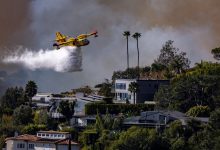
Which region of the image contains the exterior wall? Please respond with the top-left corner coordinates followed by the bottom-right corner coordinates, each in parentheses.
top-left (6, 140), bottom-right (39, 150)
top-left (114, 79), bottom-right (136, 103)
top-left (35, 143), bottom-right (56, 150)
top-left (6, 140), bottom-right (58, 150)
top-left (136, 80), bottom-right (169, 103)
top-left (57, 145), bottom-right (80, 150)
top-left (6, 140), bottom-right (14, 150)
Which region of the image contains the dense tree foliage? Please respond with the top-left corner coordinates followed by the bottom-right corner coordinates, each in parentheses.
top-left (112, 68), bottom-right (139, 80)
top-left (22, 124), bottom-right (47, 135)
top-left (186, 105), bottom-right (210, 117)
top-left (72, 85), bottom-right (93, 95)
top-left (25, 80), bottom-right (37, 106)
top-left (34, 109), bottom-right (49, 126)
top-left (13, 105), bottom-right (33, 125)
top-left (209, 108), bottom-right (220, 129)
top-left (211, 47), bottom-right (220, 60)
top-left (58, 100), bottom-right (75, 122)
top-left (79, 112), bottom-right (124, 150)
top-left (154, 40), bottom-right (190, 76)
top-left (0, 87), bottom-right (27, 114)
top-left (95, 79), bottom-right (113, 97)
top-left (111, 126), bottom-right (169, 150)
top-left (155, 62), bottom-right (220, 112)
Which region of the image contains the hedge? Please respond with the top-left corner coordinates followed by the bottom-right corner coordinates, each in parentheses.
top-left (85, 103), bottom-right (155, 115)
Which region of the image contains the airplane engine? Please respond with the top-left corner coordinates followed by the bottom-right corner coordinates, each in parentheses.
top-left (82, 39), bottom-right (90, 45)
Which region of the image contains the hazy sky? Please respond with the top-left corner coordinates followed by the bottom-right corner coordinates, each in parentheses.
top-left (0, 0), bottom-right (219, 93)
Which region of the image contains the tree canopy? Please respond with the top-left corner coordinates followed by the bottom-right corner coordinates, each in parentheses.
top-left (211, 47), bottom-right (220, 60)
top-left (25, 80), bottom-right (37, 98)
top-left (13, 105), bottom-right (33, 125)
top-left (154, 40), bottom-right (190, 75)
top-left (155, 61), bottom-right (220, 112)
top-left (25, 80), bottom-right (37, 106)
top-left (58, 100), bottom-right (75, 122)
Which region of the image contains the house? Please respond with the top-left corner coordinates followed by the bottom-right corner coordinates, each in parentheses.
top-left (32, 93), bottom-right (53, 103)
top-left (5, 131), bottom-right (80, 150)
top-left (114, 79), bottom-right (170, 103)
top-left (123, 110), bottom-right (209, 128)
top-left (72, 115), bottom-right (96, 127)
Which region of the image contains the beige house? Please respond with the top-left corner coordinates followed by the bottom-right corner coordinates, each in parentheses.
top-left (5, 131), bottom-right (80, 150)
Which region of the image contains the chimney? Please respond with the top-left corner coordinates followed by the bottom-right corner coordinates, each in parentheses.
top-left (14, 131), bottom-right (18, 137)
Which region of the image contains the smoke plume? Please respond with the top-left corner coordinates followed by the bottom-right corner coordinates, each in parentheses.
top-left (1, 0), bottom-right (220, 93)
top-left (3, 47), bottom-right (82, 72)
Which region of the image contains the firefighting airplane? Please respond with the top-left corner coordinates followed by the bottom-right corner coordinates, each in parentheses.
top-left (53, 30), bottom-right (98, 49)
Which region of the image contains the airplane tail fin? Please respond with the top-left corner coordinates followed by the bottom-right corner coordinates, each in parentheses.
top-left (55, 32), bottom-right (66, 42)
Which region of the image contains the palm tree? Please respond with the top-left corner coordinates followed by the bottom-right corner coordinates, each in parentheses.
top-left (132, 32), bottom-right (141, 79)
top-left (123, 31), bottom-right (131, 71)
top-left (128, 82), bottom-right (139, 104)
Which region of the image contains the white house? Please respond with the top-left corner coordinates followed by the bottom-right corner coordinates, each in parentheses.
top-left (5, 131), bottom-right (80, 150)
top-left (114, 79), bottom-right (136, 104)
top-left (32, 93), bottom-right (53, 103)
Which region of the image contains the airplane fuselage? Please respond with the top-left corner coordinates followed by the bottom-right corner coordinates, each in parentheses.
top-left (53, 31), bottom-right (97, 49)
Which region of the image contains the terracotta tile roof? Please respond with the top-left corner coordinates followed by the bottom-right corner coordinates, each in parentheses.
top-left (5, 134), bottom-right (79, 145)
top-left (56, 139), bottom-right (79, 145)
top-left (5, 134), bottom-right (40, 142)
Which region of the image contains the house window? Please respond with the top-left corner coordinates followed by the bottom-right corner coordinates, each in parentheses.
top-left (29, 144), bottom-right (34, 149)
top-left (46, 134), bottom-right (49, 137)
top-left (116, 83), bottom-right (126, 90)
top-left (17, 143), bottom-right (25, 148)
top-left (38, 133), bottom-right (41, 136)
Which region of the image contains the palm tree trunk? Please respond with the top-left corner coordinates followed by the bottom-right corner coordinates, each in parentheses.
top-left (137, 38), bottom-right (140, 79)
top-left (127, 36), bottom-right (129, 70)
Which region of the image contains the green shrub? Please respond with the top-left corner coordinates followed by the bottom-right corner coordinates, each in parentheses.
top-left (85, 103), bottom-right (154, 115)
top-left (22, 124), bottom-right (47, 135)
top-left (186, 105), bottom-right (210, 117)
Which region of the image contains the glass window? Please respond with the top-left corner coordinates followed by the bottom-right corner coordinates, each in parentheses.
top-left (116, 83), bottom-right (126, 89)
top-left (17, 143), bottom-right (25, 148)
top-left (29, 144), bottom-right (34, 149)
